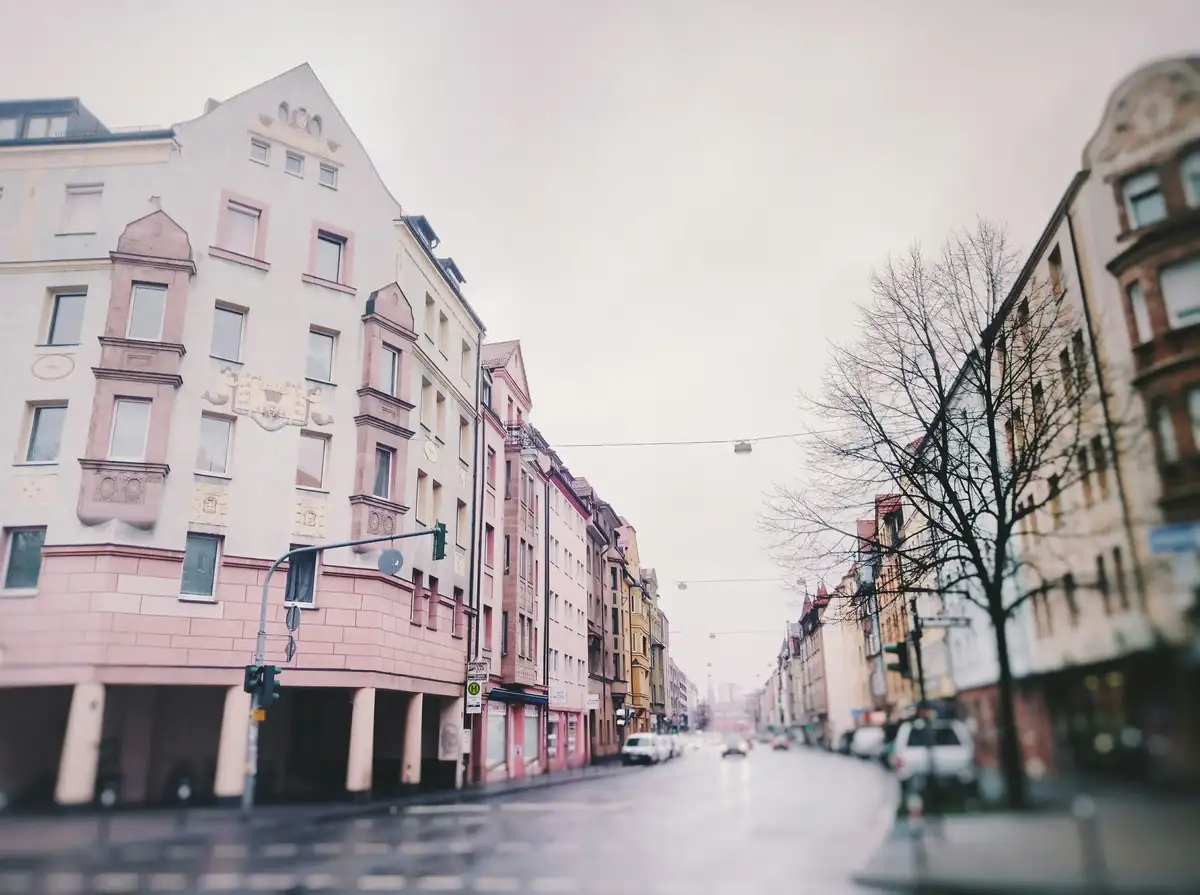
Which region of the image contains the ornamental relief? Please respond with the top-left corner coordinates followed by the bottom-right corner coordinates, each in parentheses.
top-left (203, 367), bottom-right (334, 432)
top-left (1097, 65), bottom-right (1200, 164)
top-left (95, 471), bottom-right (161, 505)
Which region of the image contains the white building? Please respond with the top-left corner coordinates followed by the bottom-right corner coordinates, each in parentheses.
top-left (0, 64), bottom-right (484, 809)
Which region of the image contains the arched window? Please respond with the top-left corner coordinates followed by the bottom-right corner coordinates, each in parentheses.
top-left (308, 114), bottom-right (323, 136)
top-left (1181, 149), bottom-right (1200, 208)
top-left (277, 102), bottom-right (289, 122)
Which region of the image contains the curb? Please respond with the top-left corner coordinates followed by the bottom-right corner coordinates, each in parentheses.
top-left (851, 877), bottom-right (1198, 894)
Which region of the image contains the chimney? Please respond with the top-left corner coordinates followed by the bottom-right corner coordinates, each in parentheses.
top-left (204, 98), bottom-right (222, 115)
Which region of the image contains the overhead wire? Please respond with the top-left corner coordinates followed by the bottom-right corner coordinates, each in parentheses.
top-left (552, 428), bottom-right (848, 449)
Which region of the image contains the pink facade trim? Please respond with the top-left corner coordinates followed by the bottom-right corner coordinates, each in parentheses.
top-left (304, 219), bottom-right (356, 291)
top-left (212, 189), bottom-right (272, 263)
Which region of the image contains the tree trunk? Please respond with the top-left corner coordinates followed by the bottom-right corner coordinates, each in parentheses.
top-left (992, 608), bottom-right (1027, 809)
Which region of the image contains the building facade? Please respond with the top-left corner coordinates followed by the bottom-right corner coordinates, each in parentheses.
top-left (0, 65), bottom-right (484, 809)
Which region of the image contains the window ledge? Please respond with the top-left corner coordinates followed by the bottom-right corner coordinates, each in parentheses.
top-left (54, 231), bottom-right (97, 237)
top-left (195, 471), bottom-right (232, 481)
top-left (209, 354), bottom-right (243, 366)
top-left (301, 273), bottom-right (356, 296)
top-left (208, 246), bottom-right (270, 272)
top-left (34, 343), bottom-right (79, 350)
top-left (0, 588), bottom-right (37, 598)
top-left (296, 485), bottom-right (330, 495)
top-left (284, 600), bottom-right (319, 610)
top-left (178, 594), bottom-right (217, 604)
top-left (14, 461), bottom-right (58, 468)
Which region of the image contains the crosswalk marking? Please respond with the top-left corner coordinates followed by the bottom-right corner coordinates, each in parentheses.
top-left (357, 875), bottom-right (407, 891)
top-left (147, 874), bottom-right (188, 892)
top-left (418, 877), bottom-right (465, 890)
top-left (495, 841), bottom-right (533, 853)
top-left (499, 801), bottom-right (589, 812)
top-left (530, 880), bottom-right (578, 892)
top-left (43, 873), bottom-right (83, 894)
top-left (198, 872), bottom-right (241, 891)
top-left (94, 873), bottom-right (138, 893)
top-left (248, 873), bottom-right (297, 890)
top-left (303, 874), bottom-right (340, 891)
top-left (408, 803), bottom-right (491, 815)
top-left (353, 841), bottom-right (392, 855)
top-left (261, 842), bottom-right (300, 857)
top-left (313, 841), bottom-right (345, 855)
top-left (212, 843), bottom-right (249, 859)
top-left (0, 873), bottom-right (32, 894)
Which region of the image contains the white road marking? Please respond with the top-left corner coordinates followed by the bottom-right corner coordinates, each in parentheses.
top-left (313, 841), bottom-right (345, 855)
top-left (357, 875), bottom-right (407, 890)
top-left (198, 873), bottom-right (242, 891)
top-left (212, 843), bottom-right (249, 859)
top-left (353, 841), bottom-right (392, 855)
top-left (399, 840), bottom-right (443, 855)
top-left (120, 845), bottom-right (160, 863)
top-left (43, 873), bottom-right (84, 894)
top-left (248, 873), bottom-right (297, 890)
top-left (407, 803), bottom-right (490, 814)
top-left (443, 839), bottom-right (474, 854)
top-left (303, 874), bottom-right (340, 890)
top-left (495, 841), bottom-right (532, 853)
top-left (0, 874), bottom-right (32, 894)
top-left (166, 844), bottom-right (203, 859)
top-left (417, 877), bottom-right (464, 891)
top-left (499, 801), bottom-right (588, 812)
top-left (543, 839), bottom-right (582, 853)
top-left (261, 842), bottom-right (300, 857)
top-left (471, 879), bottom-right (520, 892)
top-left (530, 880), bottom-right (578, 892)
top-left (147, 874), bottom-right (188, 892)
top-left (94, 873), bottom-right (139, 893)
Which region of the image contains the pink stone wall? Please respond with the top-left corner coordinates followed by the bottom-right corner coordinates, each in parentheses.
top-left (0, 547), bottom-right (468, 690)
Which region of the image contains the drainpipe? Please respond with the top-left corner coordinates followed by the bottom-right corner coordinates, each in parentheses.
top-left (543, 464), bottom-right (552, 769)
top-left (1065, 210), bottom-right (1150, 611)
top-left (465, 330), bottom-right (484, 784)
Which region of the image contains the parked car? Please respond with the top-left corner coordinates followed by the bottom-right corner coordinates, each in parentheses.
top-left (836, 730), bottom-right (855, 755)
top-left (772, 735), bottom-right (790, 751)
top-left (850, 725), bottom-right (887, 760)
top-left (622, 733), bottom-right (663, 765)
top-left (670, 735), bottom-right (685, 758)
top-left (890, 719), bottom-right (977, 793)
top-left (721, 736), bottom-right (748, 758)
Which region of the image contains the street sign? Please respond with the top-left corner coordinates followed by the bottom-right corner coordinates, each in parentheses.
top-left (920, 617), bottom-right (973, 629)
top-left (378, 549), bottom-right (405, 576)
top-left (1150, 522), bottom-right (1200, 555)
top-left (285, 636), bottom-right (297, 662)
top-left (285, 605), bottom-right (301, 632)
top-left (466, 659), bottom-right (489, 715)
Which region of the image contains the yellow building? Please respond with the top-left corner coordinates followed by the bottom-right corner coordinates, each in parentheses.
top-left (618, 522), bottom-right (652, 733)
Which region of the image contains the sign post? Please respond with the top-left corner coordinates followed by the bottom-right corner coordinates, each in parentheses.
top-left (466, 660), bottom-right (489, 715)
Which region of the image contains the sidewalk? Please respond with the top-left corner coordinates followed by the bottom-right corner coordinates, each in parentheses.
top-left (0, 763), bottom-right (630, 858)
top-left (854, 792), bottom-right (1200, 893)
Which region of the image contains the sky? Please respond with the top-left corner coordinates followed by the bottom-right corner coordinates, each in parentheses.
top-left (4, 1), bottom-right (1196, 692)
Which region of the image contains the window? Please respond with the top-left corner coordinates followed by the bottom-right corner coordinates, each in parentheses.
top-left (1183, 150), bottom-right (1200, 207)
top-left (415, 470), bottom-right (431, 523)
top-left (47, 292), bottom-right (85, 345)
top-left (1156, 403), bottom-right (1179, 464)
top-left (459, 418), bottom-right (471, 460)
top-left (285, 152), bottom-right (304, 176)
top-left (1113, 546), bottom-right (1130, 610)
top-left (296, 433), bottom-right (327, 488)
top-left (197, 415), bottom-right (232, 475)
top-left (249, 139), bottom-right (270, 164)
top-left (424, 295), bottom-right (436, 340)
top-left (484, 604), bottom-right (493, 650)
top-left (487, 701), bottom-right (507, 765)
top-left (436, 392), bottom-right (447, 439)
top-left (181, 534), bottom-right (220, 597)
top-left (109, 399), bottom-right (151, 461)
top-left (1128, 281), bottom-right (1152, 344)
top-left (481, 373), bottom-right (492, 411)
top-left (505, 460), bottom-right (512, 499)
top-left (0, 118), bottom-right (17, 139)
top-left (501, 610), bottom-right (509, 656)
top-left (62, 184), bottom-right (101, 234)
top-left (438, 312), bottom-right (449, 354)
top-left (373, 446), bottom-right (394, 499)
top-left (1096, 554), bottom-right (1111, 616)
top-left (318, 164), bottom-right (338, 189)
top-left (485, 524), bottom-right (495, 567)
top-left (1072, 330), bottom-right (1088, 390)
top-left (486, 447), bottom-right (496, 487)
top-left (3, 528), bottom-right (45, 591)
top-left (314, 232), bottom-right (345, 283)
top-left (378, 345), bottom-right (399, 397)
top-left (547, 715), bottom-right (559, 758)
top-left (432, 480), bottom-right (443, 524)
top-left (306, 329), bottom-right (335, 382)
top-left (1092, 435), bottom-right (1109, 498)
top-left (27, 116), bottom-right (68, 138)
top-left (1048, 245), bottom-right (1064, 298)
top-left (456, 500), bottom-right (467, 547)
top-left (504, 535), bottom-right (511, 574)
top-left (1122, 169), bottom-right (1167, 229)
top-left (420, 378), bottom-right (433, 429)
top-left (428, 576), bottom-right (439, 629)
top-left (285, 546), bottom-right (317, 604)
top-left (127, 283), bottom-right (166, 341)
top-left (1048, 475), bottom-right (1062, 529)
top-left (461, 341), bottom-right (473, 381)
top-left (1159, 257), bottom-right (1200, 330)
top-left (223, 201), bottom-right (260, 257)
top-left (1063, 572), bottom-right (1079, 626)
top-left (210, 307), bottom-right (244, 361)
top-left (1078, 448), bottom-right (1093, 507)
top-left (25, 405), bottom-right (66, 463)
top-left (1189, 390), bottom-right (1200, 456)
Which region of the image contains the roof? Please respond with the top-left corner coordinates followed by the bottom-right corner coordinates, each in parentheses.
top-left (875, 494), bottom-right (901, 516)
top-left (481, 340), bottom-right (520, 369)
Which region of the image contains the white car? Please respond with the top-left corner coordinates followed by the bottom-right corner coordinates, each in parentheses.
top-left (889, 719), bottom-right (976, 792)
top-left (849, 725), bottom-right (887, 760)
top-left (621, 733), bottom-right (664, 765)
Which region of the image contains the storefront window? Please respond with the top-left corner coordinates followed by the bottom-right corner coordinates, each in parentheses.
top-left (547, 716), bottom-right (559, 758)
top-left (567, 716), bottom-right (578, 754)
top-left (486, 704), bottom-right (507, 767)
top-left (524, 707), bottom-right (540, 761)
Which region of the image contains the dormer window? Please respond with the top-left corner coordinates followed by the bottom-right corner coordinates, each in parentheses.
top-left (1122, 169), bottom-right (1168, 229)
top-left (1182, 150), bottom-right (1200, 208)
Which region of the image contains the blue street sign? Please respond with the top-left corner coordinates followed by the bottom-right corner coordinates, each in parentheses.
top-left (1149, 522), bottom-right (1200, 555)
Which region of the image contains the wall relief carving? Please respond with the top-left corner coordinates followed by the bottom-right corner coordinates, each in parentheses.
top-left (293, 492), bottom-right (327, 539)
top-left (190, 481), bottom-right (230, 526)
top-left (1097, 64), bottom-right (1200, 164)
top-left (203, 367), bottom-right (334, 432)
top-left (31, 354), bottom-right (75, 381)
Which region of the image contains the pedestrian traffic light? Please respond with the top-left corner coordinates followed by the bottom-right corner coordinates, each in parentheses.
top-left (433, 522), bottom-right (447, 560)
top-left (260, 666), bottom-right (283, 706)
top-left (243, 663), bottom-right (261, 694)
top-left (883, 642), bottom-right (912, 679)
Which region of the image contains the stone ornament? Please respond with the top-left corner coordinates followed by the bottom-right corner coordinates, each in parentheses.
top-left (293, 492), bottom-right (327, 539)
top-left (190, 481), bottom-right (230, 526)
top-left (366, 508), bottom-right (398, 536)
top-left (438, 723), bottom-right (461, 761)
top-left (11, 474), bottom-right (55, 506)
top-left (203, 367), bottom-right (333, 431)
top-left (1096, 63), bottom-right (1200, 164)
top-left (31, 354), bottom-right (75, 381)
top-left (96, 471), bottom-right (161, 505)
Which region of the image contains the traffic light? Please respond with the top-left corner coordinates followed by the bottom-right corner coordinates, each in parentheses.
top-left (883, 642), bottom-right (912, 679)
top-left (260, 666), bottom-right (283, 707)
top-left (243, 664), bottom-right (261, 694)
top-left (433, 522), bottom-right (447, 560)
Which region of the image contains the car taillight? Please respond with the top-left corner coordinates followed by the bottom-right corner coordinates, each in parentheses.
top-left (892, 755), bottom-right (903, 770)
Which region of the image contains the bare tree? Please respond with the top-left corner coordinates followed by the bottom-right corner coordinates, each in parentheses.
top-left (764, 220), bottom-right (1115, 808)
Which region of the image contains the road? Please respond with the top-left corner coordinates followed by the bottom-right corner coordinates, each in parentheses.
top-left (0, 741), bottom-right (897, 894)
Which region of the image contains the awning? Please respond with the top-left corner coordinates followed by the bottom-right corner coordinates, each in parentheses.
top-left (487, 688), bottom-right (548, 706)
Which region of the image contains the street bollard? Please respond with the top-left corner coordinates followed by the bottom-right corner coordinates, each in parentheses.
top-left (175, 778), bottom-right (193, 834)
top-left (1072, 794), bottom-right (1111, 893)
top-left (906, 791), bottom-right (927, 883)
top-left (96, 783), bottom-right (118, 849)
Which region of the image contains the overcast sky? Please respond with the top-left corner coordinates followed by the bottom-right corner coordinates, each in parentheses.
top-left (5, 1), bottom-right (1196, 692)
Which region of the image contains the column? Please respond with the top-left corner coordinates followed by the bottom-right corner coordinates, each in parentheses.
top-left (401, 693), bottom-right (423, 785)
top-left (439, 696), bottom-right (464, 789)
top-left (55, 682), bottom-right (105, 806)
top-left (346, 687), bottom-right (376, 798)
top-left (214, 686), bottom-right (251, 803)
